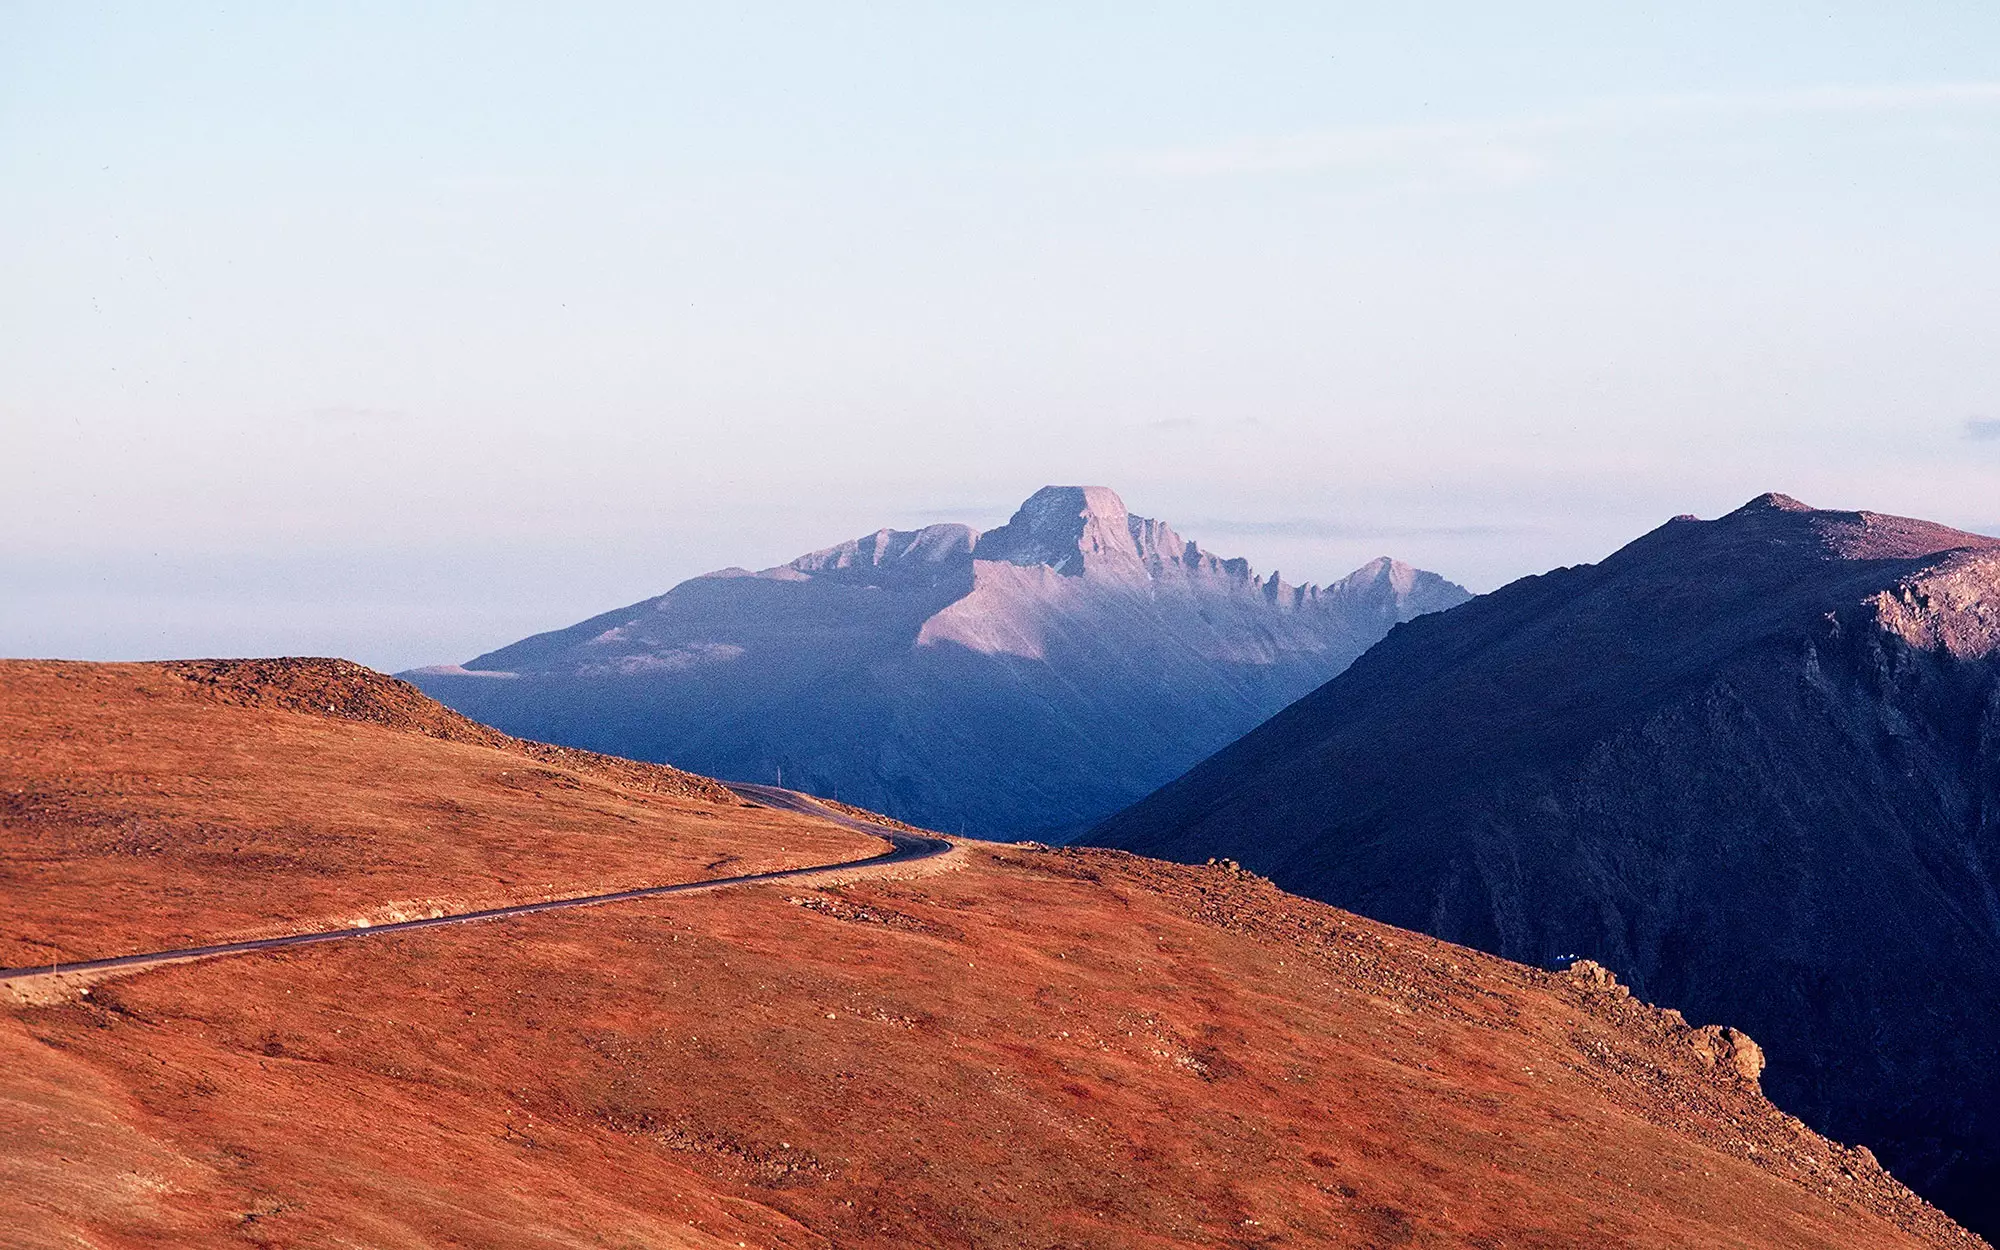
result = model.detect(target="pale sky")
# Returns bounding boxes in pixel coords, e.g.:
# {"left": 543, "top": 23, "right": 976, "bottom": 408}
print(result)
{"left": 5, "top": 3, "right": 1998, "bottom": 670}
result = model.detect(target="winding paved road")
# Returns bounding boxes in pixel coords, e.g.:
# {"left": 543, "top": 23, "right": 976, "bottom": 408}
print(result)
{"left": 0, "top": 784, "right": 952, "bottom": 984}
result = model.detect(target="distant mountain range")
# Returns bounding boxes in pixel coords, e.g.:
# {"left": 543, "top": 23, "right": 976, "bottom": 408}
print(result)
{"left": 406, "top": 486, "right": 1469, "bottom": 838}
{"left": 1088, "top": 493, "right": 2000, "bottom": 1235}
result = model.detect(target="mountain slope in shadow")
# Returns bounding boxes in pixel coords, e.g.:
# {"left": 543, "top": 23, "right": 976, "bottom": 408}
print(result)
{"left": 1088, "top": 493, "right": 2000, "bottom": 1234}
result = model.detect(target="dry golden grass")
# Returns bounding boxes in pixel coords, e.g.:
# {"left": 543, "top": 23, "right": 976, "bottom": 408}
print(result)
{"left": 0, "top": 660, "right": 877, "bottom": 965}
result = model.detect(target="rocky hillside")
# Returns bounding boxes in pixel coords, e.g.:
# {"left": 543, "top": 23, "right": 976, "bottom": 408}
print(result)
{"left": 406, "top": 486, "right": 1468, "bottom": 838}
{"left": 1088, "top": 493, "right": 2000, "bottom": 1235}
{"left": 0, "top": 659, "right": 1980, "bottom": 1248}
{"left": 165, "top": 657, "right": 732, "bottom": 801}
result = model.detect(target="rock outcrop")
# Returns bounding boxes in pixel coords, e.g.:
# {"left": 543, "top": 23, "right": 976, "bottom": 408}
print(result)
{"left": 1088, "top": 494, "right": 2000, "bottom": 1234}
{"left": 406, "top": 486, "right": 1469, "bottom": 838}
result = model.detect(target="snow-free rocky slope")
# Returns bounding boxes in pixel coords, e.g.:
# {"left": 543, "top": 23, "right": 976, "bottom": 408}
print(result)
{"left": 0, "top": 658, "right": 1982, "bottom": 1248}
{"left": 407, "top": 486, "right": 1468, "bottom": 838}
{"left": 1089, "top": 493, "right": 2000, "bottom": 1236}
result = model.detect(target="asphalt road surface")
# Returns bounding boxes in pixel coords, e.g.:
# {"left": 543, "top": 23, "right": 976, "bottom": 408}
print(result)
{"left": 0, "top": 784, "right": 952, "bottom": 984}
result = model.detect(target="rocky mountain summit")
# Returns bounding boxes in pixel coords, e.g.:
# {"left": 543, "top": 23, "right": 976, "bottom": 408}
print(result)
{"left": 1089, "top": 493, "right": 2000, "bottom": 1234}
{"left": 407, "top": 486, "right": 1468, "bottom": 837}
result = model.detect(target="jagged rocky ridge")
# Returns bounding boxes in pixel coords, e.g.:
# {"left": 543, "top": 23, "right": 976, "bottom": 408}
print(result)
{"left": 1088, "top": 493, "right": 2000, "bottom": 1235}
{"left": 407, "top": 486, "right": 1468, "bottom": 838}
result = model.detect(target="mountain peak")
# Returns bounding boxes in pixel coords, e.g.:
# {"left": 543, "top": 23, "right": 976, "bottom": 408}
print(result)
{"left": 1733, "top": 492, "right": 1815, "bottom": 514}
{"left": 1686, "top": 493, "right": 1999, "bottom": 564}
{"left": 973, "top": 485, "right": 1137, "bottom": 575}
{"left": 1050, "top": 484, "right": 1129, "bottom": 517}
{"left": 414, "top": 486, "right": 1473, "bottom": 837}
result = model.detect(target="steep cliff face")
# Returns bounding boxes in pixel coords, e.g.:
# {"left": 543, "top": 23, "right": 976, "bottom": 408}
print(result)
{"left": 406, "top": 486, "right": 1469, "bottom": 839}
{"left": 1088, "top": 494, "right": 2000, "bottom": 1232}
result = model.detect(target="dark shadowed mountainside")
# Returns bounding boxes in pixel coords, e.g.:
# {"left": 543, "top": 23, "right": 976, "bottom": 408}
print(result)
{"left": 1088, "top": 493, "right": 2000, "bottom": 1235}
{"left": 406, "top": 486, "right": 1468, "bottom": 838}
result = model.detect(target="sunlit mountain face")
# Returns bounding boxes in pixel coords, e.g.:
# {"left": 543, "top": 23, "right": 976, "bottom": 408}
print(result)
{"left": 407, "top": 486, "right": 1469, "bottom": 839}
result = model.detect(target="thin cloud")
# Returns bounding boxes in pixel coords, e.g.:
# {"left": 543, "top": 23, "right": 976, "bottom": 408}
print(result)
{"left": 1189, "top": 518, "right": 1534, "bottom": 540}
{"left": 1140, "top": 119, "right": 1563, "bottom": 180}
{"left": 307, "top": 405, "right": 406, "bottom": 424}
{"left": 1137, "top": 83, "right": 2000, "bottom": 178}
{"left": 1967, "top": 418, "right": 2000, "bottom": 442}
{"left": 1130, "top": 416, "right": 1266, "bottom": 433}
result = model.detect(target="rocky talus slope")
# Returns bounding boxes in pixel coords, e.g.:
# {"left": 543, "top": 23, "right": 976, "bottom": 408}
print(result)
{"left": 1090, "top": 494, "right": 2000, "bottom": 1234}
{"left": 0, "top": 659, "right": 1981, "bottom": 1247}
{"left": 406, "top": 486, "right": 1468, "bottom": 838}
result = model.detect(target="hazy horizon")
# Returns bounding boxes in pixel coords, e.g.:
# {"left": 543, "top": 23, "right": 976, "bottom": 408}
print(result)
{"left": 6, "top": 4, "right": 1998, "bottom": 670}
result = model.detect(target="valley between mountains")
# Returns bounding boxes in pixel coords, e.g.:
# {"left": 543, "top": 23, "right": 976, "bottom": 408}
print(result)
{"left": 2, "top": 659, "right": 1980, "bottom": 1247}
